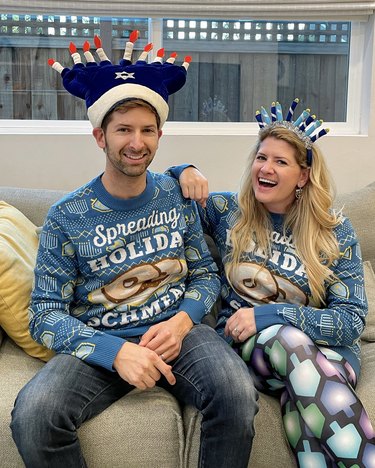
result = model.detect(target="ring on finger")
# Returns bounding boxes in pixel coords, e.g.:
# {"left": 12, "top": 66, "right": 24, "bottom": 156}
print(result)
{"left": 161, "top": 354, "right": 166, "bottom": 361}
{"left": 233, "top": 327, "right": 239, "bottom": 335}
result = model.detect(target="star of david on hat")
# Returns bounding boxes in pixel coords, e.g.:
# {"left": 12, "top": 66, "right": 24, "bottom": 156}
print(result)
{"left": 48, "top": 30, "right": 191, "bottom": 128}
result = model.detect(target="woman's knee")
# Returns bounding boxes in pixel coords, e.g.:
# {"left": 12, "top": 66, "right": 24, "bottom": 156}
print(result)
{"left": 258, "top": 324, "right": 314, "bottom": 354}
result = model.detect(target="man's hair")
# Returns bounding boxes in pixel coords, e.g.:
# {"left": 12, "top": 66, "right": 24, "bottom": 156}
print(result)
{"left": 101, "top": 98, "right": 161, "bottom": 132}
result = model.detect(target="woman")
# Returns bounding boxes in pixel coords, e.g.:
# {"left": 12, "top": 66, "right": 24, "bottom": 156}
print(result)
{"left": 170, "top": 100, "right": 375, "bottom": 467}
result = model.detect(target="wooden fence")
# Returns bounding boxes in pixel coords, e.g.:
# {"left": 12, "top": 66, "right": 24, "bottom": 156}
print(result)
{"left": 0, "top": 15, "right": 350, "bottom": 122}
{"left": 167, "top": 52, "right": 348, "bottom": 122}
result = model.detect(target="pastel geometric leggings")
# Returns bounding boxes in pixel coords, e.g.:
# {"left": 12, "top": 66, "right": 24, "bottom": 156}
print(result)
{"left": 238, "top": 324, "right": 375, "bottom": 467}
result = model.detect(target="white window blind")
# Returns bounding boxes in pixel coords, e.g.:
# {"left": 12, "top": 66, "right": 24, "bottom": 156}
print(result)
{"left": 1, "top": 1, "right": 374, "bottom": 21}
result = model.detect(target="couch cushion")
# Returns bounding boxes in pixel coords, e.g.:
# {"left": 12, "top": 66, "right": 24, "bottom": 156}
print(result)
{"left": 79, "top": 387, "right": 184, "bottom": 468}
{"left": 356, "top": 340, "right": 375, "bottom": 421}
{"left": 362, "top": 261, "right": 375, "bottom": 342}
{"left": 0, "top": 186, "right": 66, "bottom": 227}
{"left": 0, "top": 202, "right": 54, "bottom": 361}
{"left": 334, "top": 181, "right": 375, "bottom": 270}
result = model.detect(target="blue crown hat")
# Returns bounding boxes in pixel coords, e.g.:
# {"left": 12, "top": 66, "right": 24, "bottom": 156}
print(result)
{"left": 48, "top": 30, "right": 191, "bottom": 128}
{"left": 255, "top": 98, "right": 329, "bottom": 166}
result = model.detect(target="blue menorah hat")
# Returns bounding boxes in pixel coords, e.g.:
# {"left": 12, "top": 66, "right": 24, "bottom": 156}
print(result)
{"left": 255, "top": 98, "right": 329, "bottom": 166}
{"left": 48, "top": 30, "right": 191, "bottom": 128}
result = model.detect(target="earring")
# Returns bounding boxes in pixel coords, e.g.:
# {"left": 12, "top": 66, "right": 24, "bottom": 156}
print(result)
{"left": 295, "top": 186, "right": 303, "bottom": 200}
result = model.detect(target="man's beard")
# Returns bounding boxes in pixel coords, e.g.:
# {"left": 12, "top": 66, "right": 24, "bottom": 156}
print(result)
{"left": 105, "top": 147, "right": 153, "bottom": 178}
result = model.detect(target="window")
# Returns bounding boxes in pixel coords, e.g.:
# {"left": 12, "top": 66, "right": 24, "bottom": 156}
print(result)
{"left": 163, "top": 19, "right": 350, "bottom": 123}
{"left": 0, "top": 11, "right": 369, "bottom": 137}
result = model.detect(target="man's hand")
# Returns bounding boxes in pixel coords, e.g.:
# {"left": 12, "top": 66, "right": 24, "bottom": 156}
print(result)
{"left": 139, "top": 311, "right": 194, "bottom": 362}
{"left": 113, "top": 341, "right": 176, "bottom": 390}
{"left": 224, "top": 307, "right": 256, "bottom": 343}
{"left": 179, "top": 167, "right": 209, "bottom": 208}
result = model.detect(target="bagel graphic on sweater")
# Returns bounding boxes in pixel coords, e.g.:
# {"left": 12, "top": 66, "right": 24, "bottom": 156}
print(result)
{"left": 228, "top": 261, "right": 308, "bottom": 306}
{"left": 89, "top": 258, "right": 187, "bottom": 308}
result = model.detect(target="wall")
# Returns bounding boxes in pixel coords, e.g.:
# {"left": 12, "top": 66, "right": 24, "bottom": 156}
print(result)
{"left": 0, "top": 131, "right": 374, "bottom": 195}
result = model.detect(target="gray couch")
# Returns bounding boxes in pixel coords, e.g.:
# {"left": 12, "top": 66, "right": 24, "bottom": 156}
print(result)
{"left": 1, "top": 181, "right": 375, "bottom": 468}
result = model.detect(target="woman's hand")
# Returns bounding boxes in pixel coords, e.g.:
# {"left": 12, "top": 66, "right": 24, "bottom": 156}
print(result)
{"left": 225, "top": 307, "right": 256, "bottom": 342}
{"left": 179, "top": 166, "right": 209, "bottom": 208}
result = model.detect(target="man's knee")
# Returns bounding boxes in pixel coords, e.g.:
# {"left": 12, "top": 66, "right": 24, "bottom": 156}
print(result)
{"left": 11, "top": 382, "right": 68, "bottom": 439}
{"left": 196, "top": 334, "right": 258, "bottom": 411}
{"left": 216, "top": 361, "right": 258, "bottom": 413}
{"left": 11, "top": 357, "right": 82, "bottom": 444}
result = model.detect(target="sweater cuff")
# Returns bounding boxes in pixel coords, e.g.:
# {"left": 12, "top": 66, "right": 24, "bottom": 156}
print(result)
{"left": 85, "top": 333, "right": 125, "bottom": 372}
{"left": 254, "top": 304, "right": 286, "bottom": 333}
{"left": 166, "top": 164, "right": 195, "bottom": 180}
{"left": 179, "top": 298, "right": 206, "bottom": 324}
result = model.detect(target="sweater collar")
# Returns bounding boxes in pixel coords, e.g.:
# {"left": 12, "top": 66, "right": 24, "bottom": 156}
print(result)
{"left": 92, "top": 171, "right": 155, "bottom": 210}
{"left": 269, "top": 212, "right": 285, "bottom": 225}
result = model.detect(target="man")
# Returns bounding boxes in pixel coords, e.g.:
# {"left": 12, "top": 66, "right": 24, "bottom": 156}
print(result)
{"left": 10, "top": 34, "right": 258, "bottom": 467}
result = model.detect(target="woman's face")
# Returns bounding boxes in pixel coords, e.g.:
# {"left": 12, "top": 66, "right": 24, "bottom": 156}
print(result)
{"left": 251, "top": 136, "right": 309, "bottom": 214}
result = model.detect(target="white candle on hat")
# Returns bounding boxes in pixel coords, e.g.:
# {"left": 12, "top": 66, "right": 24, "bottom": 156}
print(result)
{"left": 166, "top": 52, "right": 178, "bottom": 64}
{"left": 123, "top": 30, "right": 139, "bottom": 61}
{"left": 83, "top": 41, "right": 95, "bottom": 63}
{"left": 47, "top": 58, "right": 64, "bottom": 74}
{"left": 94, "top": 35, "right": 110, "bottom": 62}
{"left": 182, "top": 56, "right": 192, "bottom": 70}
{"left": 138, "top": 43, "right": 153, "bottom": 62}
{"left": 153, "top": 48, "right": 164, "bottom": 63}
{"left": 69, "top": 42, "right": 82, "bottom": 64}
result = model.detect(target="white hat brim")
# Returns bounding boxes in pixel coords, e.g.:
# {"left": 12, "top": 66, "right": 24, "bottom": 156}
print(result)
{"left": 87, "top": 83, "right": 169, "bottom": 128}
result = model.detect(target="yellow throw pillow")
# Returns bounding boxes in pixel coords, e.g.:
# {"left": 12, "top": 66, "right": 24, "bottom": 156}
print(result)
{"left": 362, "top": 261, "right": 375, "bottom": 342}
{"left": 0, "top": 201, "right": 54, "bottom": 361}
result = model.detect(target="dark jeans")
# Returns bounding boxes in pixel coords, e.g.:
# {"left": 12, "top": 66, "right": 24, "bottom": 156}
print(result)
{"left": 11, "top": 325, "right": 258, "bottom": 468}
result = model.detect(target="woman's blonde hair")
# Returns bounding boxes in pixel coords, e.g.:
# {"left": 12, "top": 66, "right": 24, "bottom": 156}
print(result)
{"left": 227, "top": 124, "right": 340, "bottom": 305}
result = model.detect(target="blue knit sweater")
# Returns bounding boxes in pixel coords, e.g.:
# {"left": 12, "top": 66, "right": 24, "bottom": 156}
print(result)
{"left": 203, "top": 192, "right": 367, "bottom": 376}
{"left": 166, "top": 165, "right": 368, "bottom": 376}
{"left": 29, "top": 172, "right": 220, "bottom": 371}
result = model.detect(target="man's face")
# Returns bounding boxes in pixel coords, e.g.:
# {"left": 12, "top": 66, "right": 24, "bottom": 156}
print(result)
{"left": 93, "top": 106, "right": 162, "bottom": 180}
